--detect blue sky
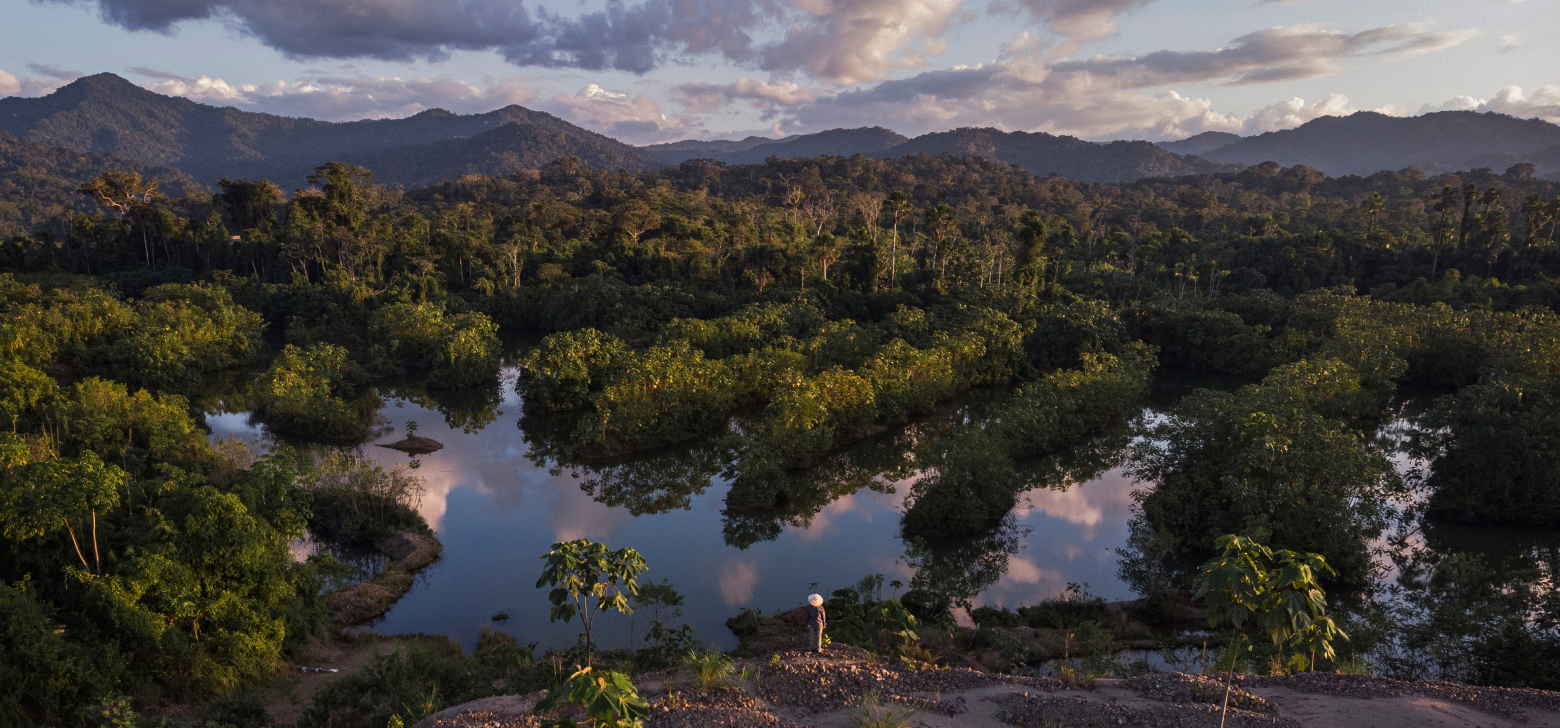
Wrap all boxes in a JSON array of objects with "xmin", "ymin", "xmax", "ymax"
[{"xmin": 1, "ymin": 0, "xmax": 1555, "ymax": 144}]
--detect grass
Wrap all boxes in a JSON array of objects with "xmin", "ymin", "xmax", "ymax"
[
  {"xmin": 681, "ymin": 650, "xmax": 735, "ymax": 691},
  {"xmin": 849, "ymin": 689, "xmax": 921, "ymax": 728}
]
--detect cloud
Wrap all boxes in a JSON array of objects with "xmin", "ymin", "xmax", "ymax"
[
  {"xmin": 1243, "ymin": 93, "xmax": 1355, "ymax": 133},
  {"xmin": 61, "ymin": 0, "xmax": 987, "ymax": 85},
  {"xmin": 992, "ymin": 0, "xmax": 1154, "ymax": 57},
  {"xmin": 757, "ymin": 0, "xmax": 968, "ymax": 85},
  {"xmin": 671, "ymin": 77, "xmax": 821, "ymax": 114},
  {"xmin": 789, "ymin": 21, "xmax": 1475, "ymax": 140},
  {"xmin": 1497, "ymin": 34, "xmax": 1523, "ymax": 52},
  {"xmin": 539, "ymin": 83, "xmax": 695, "ymax": 143},
  {"xmin": 26, "ymin": 63, "xmax": 84, "ymax": 80},
  {"xmin": 0, "ymin": 67, "xmax": 78, "ymax": 97},
  {"xmin": 137, "ymin": 70, "xmax": 537, "ymax": 121},
  {"xmin": 55, "ymin": 0, "xmax": 763, "ymax": 74},
  {"xmin": 1418, "ymin": 85, "xmax": 1560, "ymax": 124}
]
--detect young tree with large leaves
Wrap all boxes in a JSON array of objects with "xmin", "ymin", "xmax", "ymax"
[{"xmin": 537, "ymin": 539, "xmax": 648, "ymax": 667}]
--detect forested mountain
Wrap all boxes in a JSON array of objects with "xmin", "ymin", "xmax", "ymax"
[
  {"xmin": 639, "ymin": 127, "xmax": 909, "ymax": 166},
  {"xmin": 645, "ymin": 126, "xmax": 1230, "ymax": 181},
  {"xmin": 0, "ymin": 73, "xmax": 650, "ymax": 187},
  {"xmin": 0, "ymin": 131, "xmax": 198, "ymax": 235},
  {"xmin": 881, "ymin": 127, "xmax": 1240, "ymax": 182},
  {"xmin": 1156, "ymin": 131, "xmax": 1245, "ymax": 156},
  {"xmin": 1195, "ymin": 111, "xmax": 1560, "ymax": 177}
]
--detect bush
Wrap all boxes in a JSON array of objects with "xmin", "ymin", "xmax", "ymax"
[
  {"xmin": 299, "ymin": 642, "xmax": 483, "ymax": 728},
  {"xmin": 0, "ymin": 584, "xmax": 125, "ymax": 727}
]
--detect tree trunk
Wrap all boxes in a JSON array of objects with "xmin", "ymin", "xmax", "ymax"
[{"xmin": 63, "ymin": 517, "xmax": 91, "ymax": 572}]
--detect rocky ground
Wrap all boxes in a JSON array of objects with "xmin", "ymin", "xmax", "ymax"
[{"xmin": 411, "ymin": 646, "xmax": 1560, "ymax": 728}]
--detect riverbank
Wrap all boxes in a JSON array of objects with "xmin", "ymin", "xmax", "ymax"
[{"xmin": 324, "ymin": 530, "xmax": 443, "ymax": 626}]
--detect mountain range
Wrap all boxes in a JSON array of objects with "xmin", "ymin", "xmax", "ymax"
[
  {"xmin": 3, "ymin": 73, "xmax": 1560, "ymax": 197},
  {"xmin": 1155, "ymin": 112, "xmax": 1560, "ymax": 178}
]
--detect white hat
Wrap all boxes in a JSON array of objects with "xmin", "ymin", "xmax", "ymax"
[{"xmin": 808, "ymin": 593, "xmax": 823, "ymax": 606}]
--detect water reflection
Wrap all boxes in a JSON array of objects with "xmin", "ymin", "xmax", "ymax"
[{"xmin": 190, "ymin": 370, "xmax": 1256, "ymax": 653}]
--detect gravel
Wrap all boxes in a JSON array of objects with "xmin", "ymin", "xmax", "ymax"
[
  {"xmin": 1233, "ymin": 672, "xmax": 1560, "ymax": 722},
  {"xmin": 756, "ymin": 646, "xmax": 1061, "ymax": 714},
  {"xmin": 992, "ymin": 692, "xmax": 1302, "ymax": 728},
  {"xmin": 1123, "ymin": 672, "xmax": 1277, "ymax": 713}
]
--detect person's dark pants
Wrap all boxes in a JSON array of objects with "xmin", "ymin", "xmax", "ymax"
[{"xmin": 807, "ymin": 624, "xmax": 823, "ymax": 652}]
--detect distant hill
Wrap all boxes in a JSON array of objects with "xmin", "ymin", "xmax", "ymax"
[
  {"xmin": 881, "ymin": 127, "xmax": 1240, "ymax": 182},
  {"xmin": 646, "ymin": 126, "xmax": 1234, "ymax": 182},
  {"xmin": 0, "ymin": 73, "xmax": 654, "ymax": 187},
  {"xmin": 640, "ymin": 127, "xmax": 909, "ymax": 166},
  {"xmin": 1196, "ymin": 111, "xmax": 1560, "ymax": 178},
  {"xmin": 1157, "ymin": 131, "xmax": 1244, "ymax": 156},
  {"xmin": 0, "ymin": 130, "xmax": 198, "ymax": 235},
  {"xmin": 333, "ymin": 122, "xmax": 654, "ymax": 188}
]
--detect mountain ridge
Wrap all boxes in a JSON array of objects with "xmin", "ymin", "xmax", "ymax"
[{"xmin": 0, "ymin": 73, "xmax": 653, "ymax": 187}]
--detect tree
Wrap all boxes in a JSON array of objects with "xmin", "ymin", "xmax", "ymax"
[
  {"xmin": 612, "ymin": 200, "xmax": 660, "ymax": 245},
  {"xmin": 882, "ymin": 191, "xmax": 909, "ymax": 289},
  {"xmin": 1195, "ymin": 535, "xmax": 1346, "ymax": 726},
  {"xmin": 1362, "ymin": 192, "xmax": 1386, "ymax": 237},
  {"xmin": 78, "ymin": 171, "xmax": 158, "ymax": 218},
  {"xmin": 536, "ymin": 539, "xmax": 648, "ymax": 667},
  {"xmin": 813, "ymin": 233, "xmax": 842, "ymax": 282},
  {"xmin": 923, "ymin": 203, "xmax": 956, "ymax": 286},
  {"xmin": 0, "ymin": 447, "xmax": 128, "ymax": 575}
]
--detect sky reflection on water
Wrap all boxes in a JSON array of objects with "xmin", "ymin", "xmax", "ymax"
[{"xmin": 205, "ymin": 375, "xmax": 1141, "ymax": 652}]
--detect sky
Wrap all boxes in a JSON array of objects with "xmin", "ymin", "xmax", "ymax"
[{"xmin": 0, "ymin": 0, "xmax": 1557, "ymax": 146}]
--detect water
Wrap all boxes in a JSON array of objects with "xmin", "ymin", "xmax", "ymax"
[{"xmin": 199, "ymin": 369, "xmax": 1560, "ymax": 659}]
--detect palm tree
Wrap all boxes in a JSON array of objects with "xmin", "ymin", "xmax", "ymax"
[{"xmin": 1362, "ymin": 192, "xmax": 1386, "ymax": 238}]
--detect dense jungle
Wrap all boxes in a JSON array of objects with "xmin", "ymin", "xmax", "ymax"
[{"xmin": 2, "ymin": 151, "xmax": 1560, "ymax": 726}]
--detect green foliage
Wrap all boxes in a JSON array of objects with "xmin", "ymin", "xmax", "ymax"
[
  {"xmin": 848, "ymin": 689, "xmax": 920, "ymax": 728},
  {"xmin": 85, "ymin": 283, "xmax": 266, "ymax": 390},
  {"xmin": 535, "ymin": 667, "xmax": 650, "ymax": 728},
  {"xmin": 680, "ymin": 650, "xmax": 735, "ymax": 690},
  {"xmin": 518, "ymin": 329, "xmax": 631, "ymax": 413},
  {"xmin": 579, "ymin": 341, "xmax": 735, "ymax": 455},
  {"xmin": 253, "ymin": 343, "xmax": 376, "ymax": 440},
  {"xmin": 1126, "ymin": 367, "xmax": 1404, "ymax": 587},
  {"xmin": 1194, "ymin": 535, "xmax": 1347, "ymax": 672},
  {"xmin": 300, "ymin": 642, "xmax": 482, "ymax": 728},
  {"xmin": 537, "ymin": 540, "xmax": 648, "ymax": 666},
  {"xmin": 299, "ymin": 450, "xmax": 428, "ymax": 545},
  {"xmin": 1415, "ymin": 377, "xmax": 1560, "ymax": 524},
  {"xmin": 370, "ymin": 301, "xmax": 501, "ymax": 388},
  {"xmin": 0, "ymin": 583, "xmax": 125, "ymax": 727}
]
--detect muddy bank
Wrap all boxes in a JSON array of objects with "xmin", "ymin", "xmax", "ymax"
[{"xmin": 324, "ymin": 530, "xmax": 442, "ymax": 627}]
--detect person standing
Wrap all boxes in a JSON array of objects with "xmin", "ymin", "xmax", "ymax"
[{"xmin": 805, "ymin": 594, "xmax": 826, "ymax": 654}]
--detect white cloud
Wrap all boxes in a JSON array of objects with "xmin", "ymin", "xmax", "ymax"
[
  {"xmin": 719, "ymin": 558, "xmax": 759, "ymax": 605},
  {"xmin": 671, "ymin": 77, "xmax": 822, "ymax": 114},
  {"xmin": 137, "ymin": 70, "xmax": 537, "ymax": 121},
  {"xmin": 539, "ymin": 83, "xmax": 696, "ymax": 144},
  {"xmin": 1417, "ymin": 85, "xmax": 1560, "ymax": 124},
  {"xmin": 1243, "ymin": 94, "xmax": 1355, "ymax": 133},
  {"xmin": 788, "ymin": 21, "xmax": 1476, "ymax": 141},
  {"xmin": 758, "ymin": 0, "xmax": 969, "ymax": 85},
  {"xmin": 0, "ymin": 70, "xmax": 19, "ymax": 98},
  {"xmin": 1497, "ymin": 34, "xmax": 1523, "ymax": 52}
]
